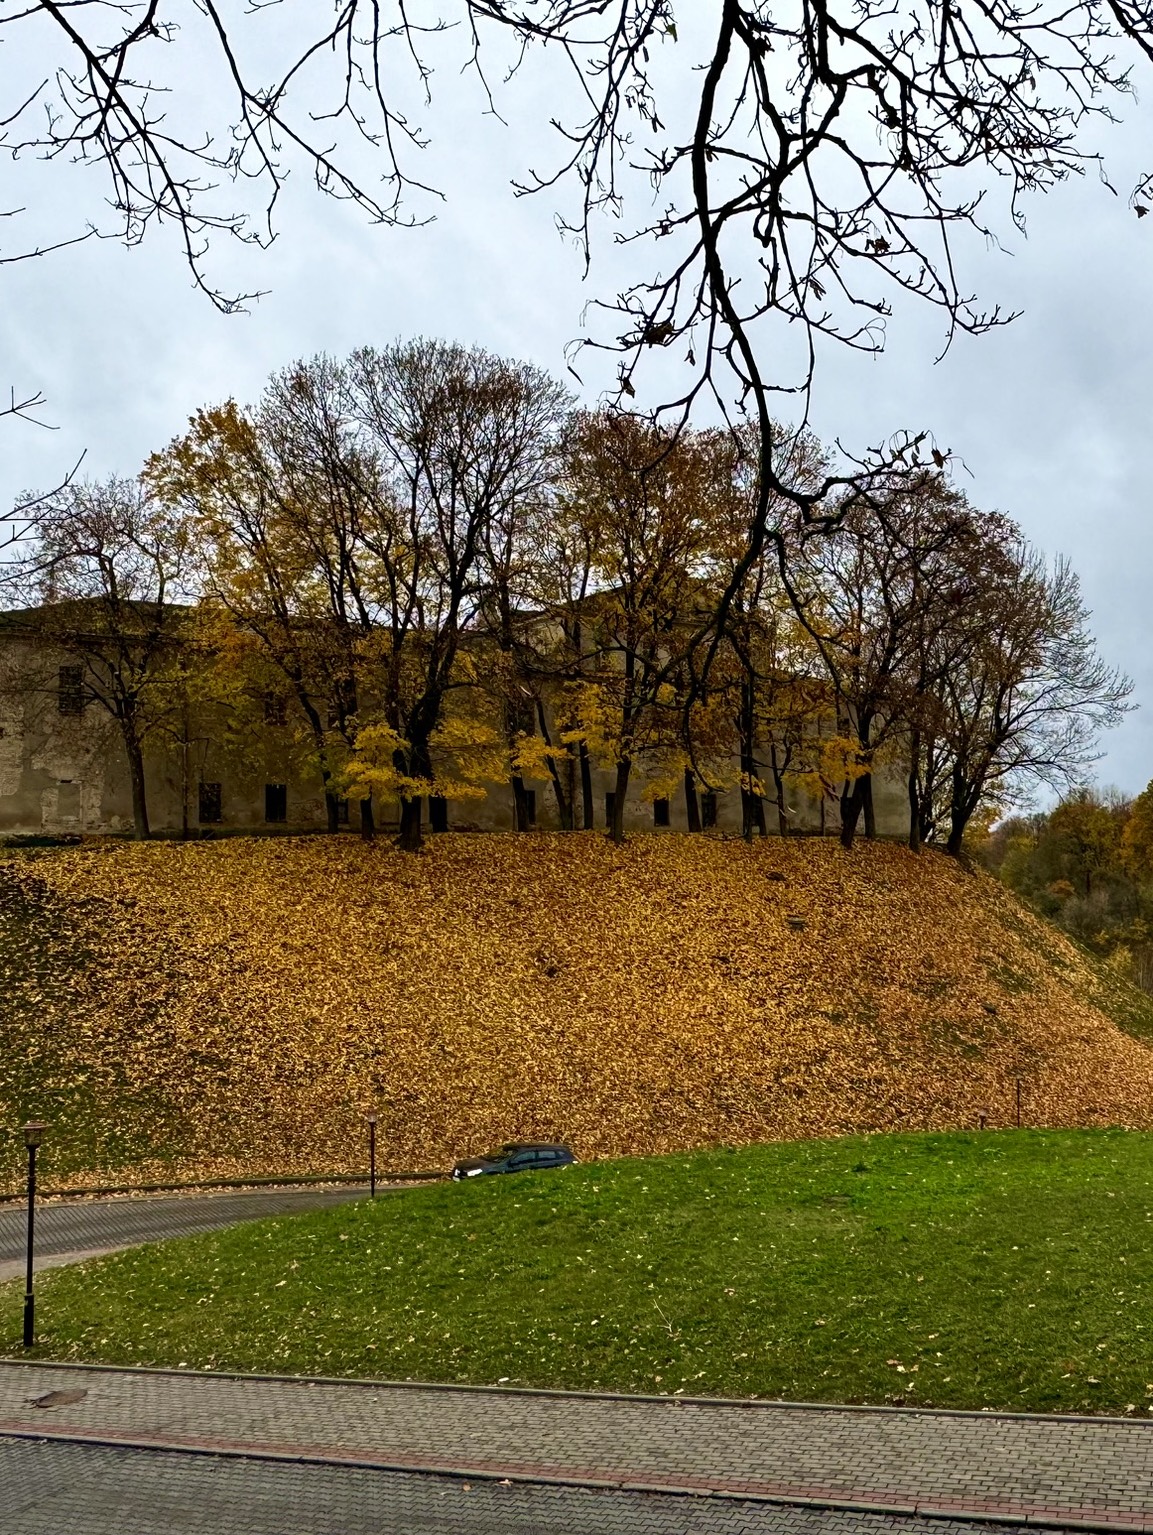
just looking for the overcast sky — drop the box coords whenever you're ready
[3,9,1152,799]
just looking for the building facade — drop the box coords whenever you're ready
[0,614,911,841]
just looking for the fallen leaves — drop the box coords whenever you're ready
[3,832,1153,1191]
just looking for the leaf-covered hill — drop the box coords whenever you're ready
[3,833,1153,1191]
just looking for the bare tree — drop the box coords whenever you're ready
[935,552,1132,856]
[0,475,192,837]
[8,3,1149,546]
[346,339,571,849]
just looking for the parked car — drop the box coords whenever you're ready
[451,1142,575,1180]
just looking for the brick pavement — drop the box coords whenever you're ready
[0,1361,1148,1530]
[0,1186,370,1282]
[0,1437,1056,1535]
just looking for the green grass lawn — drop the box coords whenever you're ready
[5,1129,1153,1414]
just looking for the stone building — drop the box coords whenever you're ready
[0,604,910,841]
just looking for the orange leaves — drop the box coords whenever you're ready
[4,832,1153,1195]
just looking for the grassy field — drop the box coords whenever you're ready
[5,834,1153,1192]
[6,1129,1153,1415]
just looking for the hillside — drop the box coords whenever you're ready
[3,833,1153,1191]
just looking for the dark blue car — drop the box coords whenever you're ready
[451,1142,575,1180]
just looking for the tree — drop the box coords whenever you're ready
[11,0,1150,605]
[784,475,971,847]
[346,339,569,849]
[153,340,568,850]
[557,411,719,844]
[935,553,1132,855]
[1122,781,1153,882]
[148,392,366,834]
[0,475,192,837]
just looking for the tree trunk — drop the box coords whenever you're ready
[861,773,876,839]
[907,728,922,853]
[739,679,758,843]
[907,771,922,852]
[359,797,375,841]
[179,733,190,842]
[579,740,594,830]
[430,796,448,833]
[684,767,701,833]
[608,758,630,845]
[123,731,150,840]
[770,748,790,836]
[840,778,866,849]
[946,765,974,858]
[398,795,423,850]
[535,699,573,830]
[512,775,532,832]
[324,790,341,834]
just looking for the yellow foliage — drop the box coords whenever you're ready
[4,834,1153,1193]
[510,732,559,783]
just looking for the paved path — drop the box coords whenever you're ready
[0,1361,1147,1531]
[0,1186,369,1282]
[0,1437,1047,1535]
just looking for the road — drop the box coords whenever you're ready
[0,1185,369,1281]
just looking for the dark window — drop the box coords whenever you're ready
[336,796,350,825]
[524,788,537,827]
[653,797,671,828]
[265,783,288,823]
[198,782,222,824]
[430,795,448,833]
[605,791,616,826]
[57,665,84,716]
[507,1151,535,1170]
[263,692,287,726]
[702,790,718,829]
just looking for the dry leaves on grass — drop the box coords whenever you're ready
[3,833,1153,1190]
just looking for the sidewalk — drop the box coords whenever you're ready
[1,1360,1150,1530]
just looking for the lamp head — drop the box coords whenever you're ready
[23,1121,47,1149]
[366,1113,378,1127]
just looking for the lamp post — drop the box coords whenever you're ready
[22,1121,46,1349]
[367,1113,377,1199]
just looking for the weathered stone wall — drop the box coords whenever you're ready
[0,630,910,839]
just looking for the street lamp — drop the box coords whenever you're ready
[367,1113,377,1199]
[22,1121,47,1349]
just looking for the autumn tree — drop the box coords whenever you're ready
[344,339,569,849]
[784,475,979,848]
[1122,781,1153,882]
[557,411,721,844]
[469,381,574,831]
[934,553,1132,856]
[701,427,830,839]
[148,389,369,834]
[0,475,192,838]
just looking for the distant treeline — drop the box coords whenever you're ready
[982,785,1153,991]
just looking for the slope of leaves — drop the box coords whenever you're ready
[3,834,1153,1191]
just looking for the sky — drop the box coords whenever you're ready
[3,7,1152,798]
